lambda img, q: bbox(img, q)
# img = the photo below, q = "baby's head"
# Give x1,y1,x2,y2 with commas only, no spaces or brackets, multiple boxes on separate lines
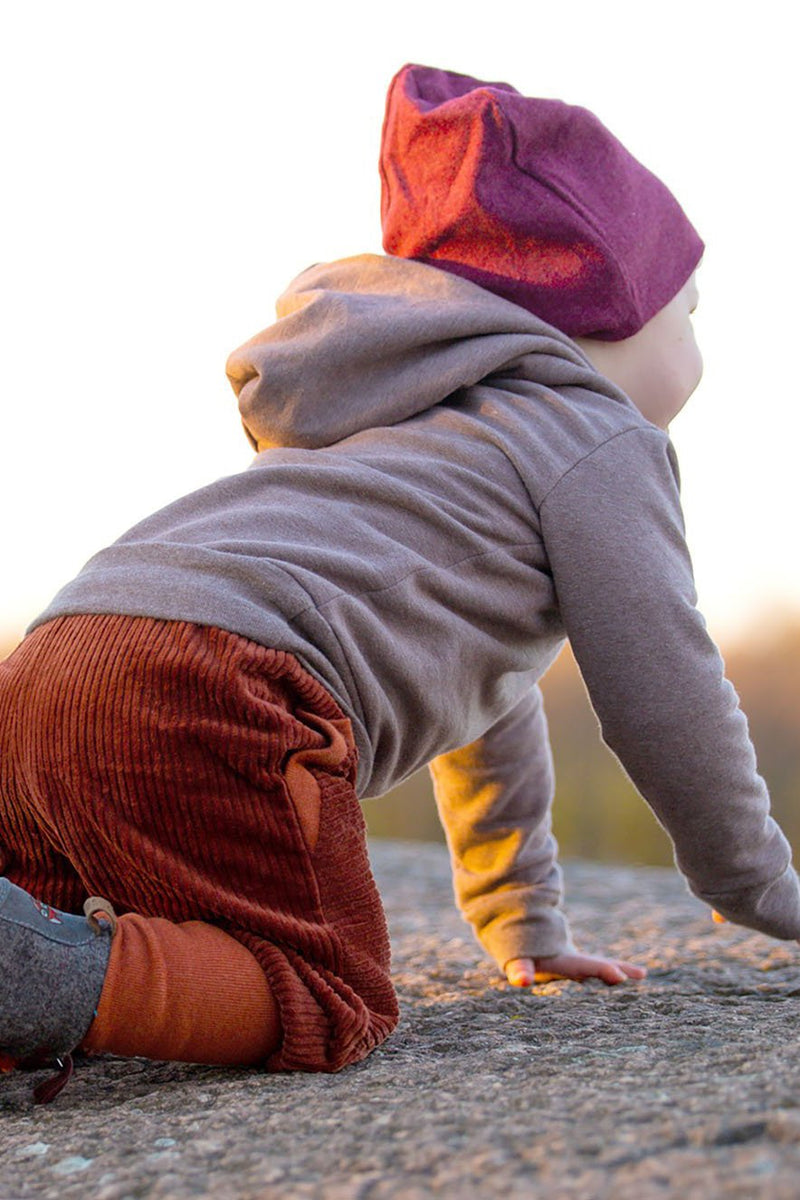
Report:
380,64,704,428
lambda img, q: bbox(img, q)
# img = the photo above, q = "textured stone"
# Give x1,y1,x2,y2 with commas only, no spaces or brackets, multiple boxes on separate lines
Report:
2,841,800,1198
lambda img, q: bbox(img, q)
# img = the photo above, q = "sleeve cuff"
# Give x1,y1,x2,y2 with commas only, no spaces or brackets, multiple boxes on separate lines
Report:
700,863,800,941
478,906,576,972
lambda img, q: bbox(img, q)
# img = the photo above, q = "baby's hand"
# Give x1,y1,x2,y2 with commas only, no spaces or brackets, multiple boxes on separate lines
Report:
505,953,647,988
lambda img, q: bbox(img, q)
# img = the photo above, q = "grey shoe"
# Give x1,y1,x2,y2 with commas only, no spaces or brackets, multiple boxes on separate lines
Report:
0,878,115,1103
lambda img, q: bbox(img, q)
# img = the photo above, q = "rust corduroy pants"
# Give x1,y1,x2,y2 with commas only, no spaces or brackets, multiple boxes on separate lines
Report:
0,615,398,1072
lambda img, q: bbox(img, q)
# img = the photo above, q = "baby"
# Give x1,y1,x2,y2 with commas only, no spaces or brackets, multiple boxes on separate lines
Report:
2,64,797,1102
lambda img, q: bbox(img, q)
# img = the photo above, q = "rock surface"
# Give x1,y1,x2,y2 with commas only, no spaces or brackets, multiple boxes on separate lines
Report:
3,840,800,1199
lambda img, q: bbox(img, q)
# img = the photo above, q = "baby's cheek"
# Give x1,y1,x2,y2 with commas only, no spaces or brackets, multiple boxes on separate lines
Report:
655,334,703,428
676,333,704,408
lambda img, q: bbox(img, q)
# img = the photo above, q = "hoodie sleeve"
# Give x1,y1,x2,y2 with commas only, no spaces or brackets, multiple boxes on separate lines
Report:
428,684,575,971
539,425,800,940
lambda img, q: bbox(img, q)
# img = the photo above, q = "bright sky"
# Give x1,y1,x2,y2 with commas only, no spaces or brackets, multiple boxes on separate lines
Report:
2,1,798,647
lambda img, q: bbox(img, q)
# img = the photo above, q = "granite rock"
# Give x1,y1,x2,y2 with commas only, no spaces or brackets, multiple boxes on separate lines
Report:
2,841,800,1199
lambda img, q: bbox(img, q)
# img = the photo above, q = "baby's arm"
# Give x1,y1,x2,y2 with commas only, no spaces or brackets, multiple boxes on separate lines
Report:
540,427,800,940
429,685,644,985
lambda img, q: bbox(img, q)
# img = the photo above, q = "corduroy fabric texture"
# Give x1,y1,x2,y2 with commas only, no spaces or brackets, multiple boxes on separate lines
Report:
0,615,398,1072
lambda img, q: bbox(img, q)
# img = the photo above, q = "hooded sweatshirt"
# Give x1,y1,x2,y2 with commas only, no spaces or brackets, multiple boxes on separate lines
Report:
32,254,800,969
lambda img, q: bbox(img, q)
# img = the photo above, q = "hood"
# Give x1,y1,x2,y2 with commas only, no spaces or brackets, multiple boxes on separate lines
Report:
225,253,607,451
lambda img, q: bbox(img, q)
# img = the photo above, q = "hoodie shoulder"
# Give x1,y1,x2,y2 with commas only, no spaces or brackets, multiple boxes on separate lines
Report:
225,255,621,453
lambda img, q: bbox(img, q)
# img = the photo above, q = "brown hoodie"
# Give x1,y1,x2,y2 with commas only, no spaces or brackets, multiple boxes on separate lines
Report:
31,254,800,970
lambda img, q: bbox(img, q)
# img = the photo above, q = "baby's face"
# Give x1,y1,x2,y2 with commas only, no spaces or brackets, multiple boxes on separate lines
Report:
575,272,702,429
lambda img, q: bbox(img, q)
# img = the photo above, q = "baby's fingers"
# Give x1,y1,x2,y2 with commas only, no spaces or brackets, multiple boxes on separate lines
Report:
591,959,631,985
613,960,648,981
506,953,646,988
505,957,536,987
535,952,646,986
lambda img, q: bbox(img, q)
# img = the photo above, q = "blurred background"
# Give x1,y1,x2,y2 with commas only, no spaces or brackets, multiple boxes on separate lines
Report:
363,629,800,866
2,1,798,866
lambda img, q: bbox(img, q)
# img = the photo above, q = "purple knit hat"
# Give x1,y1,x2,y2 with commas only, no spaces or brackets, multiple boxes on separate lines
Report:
380,64,704,341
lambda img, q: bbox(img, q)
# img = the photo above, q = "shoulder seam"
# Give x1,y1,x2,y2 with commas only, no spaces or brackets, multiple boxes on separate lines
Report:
538,424,668,510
